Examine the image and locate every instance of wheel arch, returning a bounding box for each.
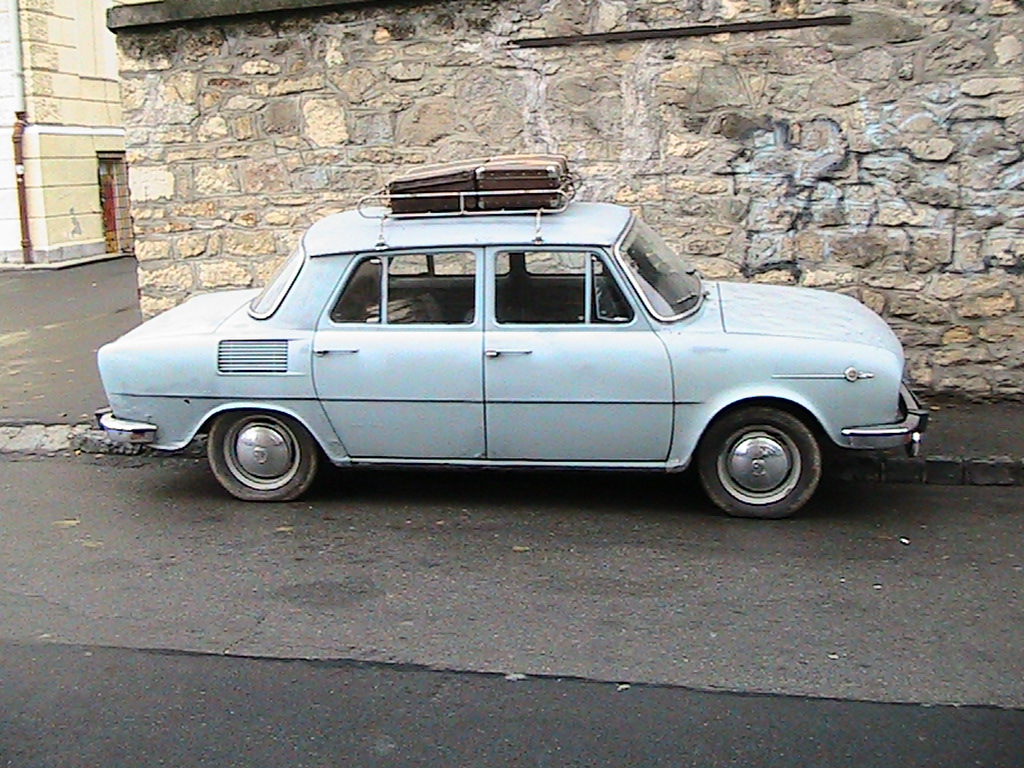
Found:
[697,396,827,449]
[193,401,348,463]
[199,402,316,441]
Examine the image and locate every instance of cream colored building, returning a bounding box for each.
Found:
[0,0,131,265]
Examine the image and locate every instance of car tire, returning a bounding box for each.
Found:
[697,407,821,519]
[208,411,319,502]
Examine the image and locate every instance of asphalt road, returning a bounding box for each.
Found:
[2,641,1021,768]
[0,258,140,425]
[1,454,1021,710]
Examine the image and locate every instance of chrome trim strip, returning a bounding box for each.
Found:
[772,370,875,381]
[773,373,846,381]
[350,458,668,470]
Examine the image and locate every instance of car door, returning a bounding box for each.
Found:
[312,250,484,459]
[483,247,674,462]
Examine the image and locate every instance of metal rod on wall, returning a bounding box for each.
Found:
[509,15,852,49]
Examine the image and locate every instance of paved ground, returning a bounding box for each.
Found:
[2,454,1021,708]
[3,641,1020,768]
[0,257,140,425]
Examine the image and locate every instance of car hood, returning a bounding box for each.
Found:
[714,281,903,357]
[116,289,260,342]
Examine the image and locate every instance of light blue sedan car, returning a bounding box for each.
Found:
[98,201,926,518]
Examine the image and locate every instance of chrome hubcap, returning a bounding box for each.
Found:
[225,417,300,490]
[718,428,801,505]
[236,425,293,479]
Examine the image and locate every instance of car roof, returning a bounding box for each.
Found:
[301,201,634,257]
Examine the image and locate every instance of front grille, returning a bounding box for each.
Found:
[217,340,289,374]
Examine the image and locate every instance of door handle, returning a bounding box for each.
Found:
[485,349,533,358]
[314,348,359,356]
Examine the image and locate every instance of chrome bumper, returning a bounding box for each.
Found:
[841,385,928,457]
[96,408,157,445]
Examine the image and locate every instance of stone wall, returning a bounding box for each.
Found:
[115,0,1024,399]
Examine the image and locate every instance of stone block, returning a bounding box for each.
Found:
[959,292,1017,319]
[964,457,1019,486]
[129,167,175,202]
[138,263,194,293]
[198,260,253,290]
[224,230,275,257]
[259,73,325,97]
[395,97,458,146]
[176,234,211,259]
[263,100,302,135]
[924,456,964,485]
[140,295,180,319]
[961,77,1024,97]
[833,455,882,483]
[135,239,172,263]
[883,457,925,484]
[241,59,281,75]
[303,98,349,147]
[195,166,240,196]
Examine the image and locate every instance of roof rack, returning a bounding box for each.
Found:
[356,184,576,219]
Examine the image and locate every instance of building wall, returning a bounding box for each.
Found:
[1,0,127,265]
[114,0,1024,399]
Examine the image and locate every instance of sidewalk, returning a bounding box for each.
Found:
[0,258,1022,485]
[0,257,140,425]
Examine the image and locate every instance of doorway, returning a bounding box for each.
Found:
[97,152,133,256]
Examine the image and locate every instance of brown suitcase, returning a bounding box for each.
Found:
[476,154,570,211]
[387,160,480,214]
[386,154,572,215]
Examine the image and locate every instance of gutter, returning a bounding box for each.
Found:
[8,0,31,264]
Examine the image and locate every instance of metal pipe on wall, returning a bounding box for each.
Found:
[8,0,32,264]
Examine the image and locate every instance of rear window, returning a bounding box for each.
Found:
[248,246,305,319]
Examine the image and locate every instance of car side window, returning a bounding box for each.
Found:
[331,258,381,323]
[330,252,477,325]
[495,251,586,324]
[592,256,633,324]
[495,251,632,325]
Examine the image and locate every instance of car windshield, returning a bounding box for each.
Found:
[616,217,703,320]
[248,246,305,319]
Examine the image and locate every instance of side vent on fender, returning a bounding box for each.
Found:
[218,340,289,374]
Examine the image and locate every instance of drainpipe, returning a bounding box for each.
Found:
[9,0,31,264]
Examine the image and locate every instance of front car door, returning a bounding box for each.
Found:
[483,247,674,462]
[312,249,484,459]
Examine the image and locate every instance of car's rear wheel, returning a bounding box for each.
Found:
[697,407,821,519]
[208,411,319,502]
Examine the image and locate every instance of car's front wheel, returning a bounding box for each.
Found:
[697,407,822,519]
[208,411,319,502]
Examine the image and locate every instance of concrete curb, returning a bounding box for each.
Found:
[0,251,129,272]
[832,454,1024,487]
[2,421,1021,486]
[0,423,205,458]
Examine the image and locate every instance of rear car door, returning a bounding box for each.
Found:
[312,250,484,459]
